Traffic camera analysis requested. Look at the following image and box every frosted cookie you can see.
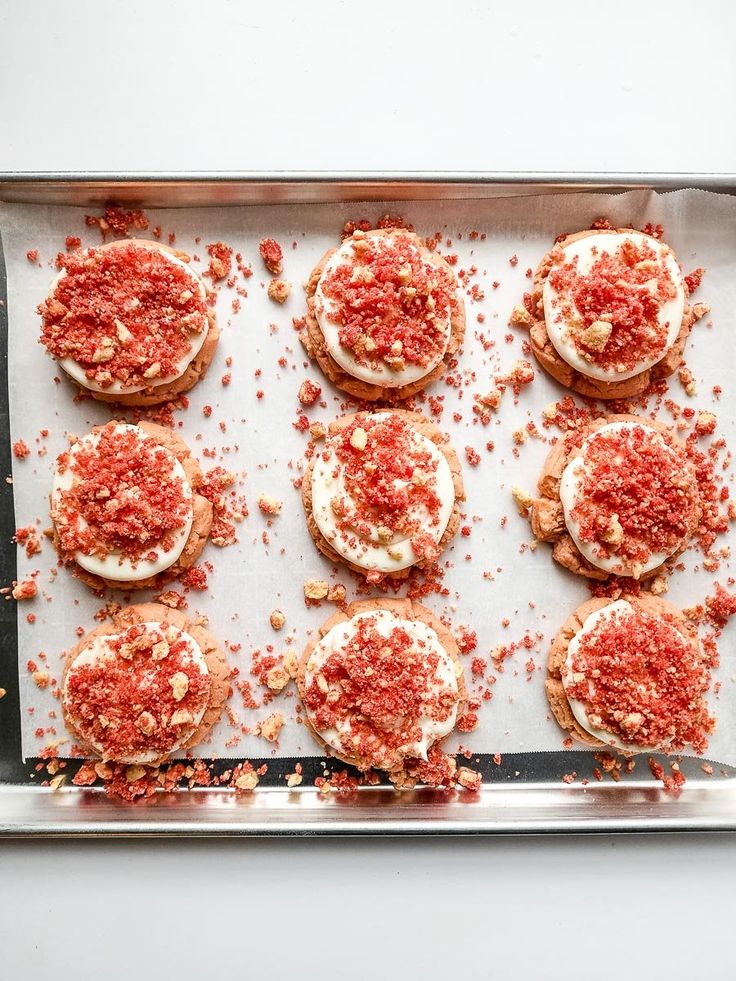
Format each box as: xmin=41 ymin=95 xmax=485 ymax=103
xmin=546 ymin=594 xmax=713 ymax=754
xmin=298 ymin=598 xmax=466 ymax=785
xmin=526 ymin=414 xmax=700 ymax=580
xmin=302 ymin=228 xmax=465 ymax=400
xmin=62 ymin=603 xmax=230 ymax=765
xmin=302 ymin=410 xmax=464 ymax=578
xmin=39 ymin=239 xmax=219 ymax=405
xmin=521 ymin=229 xmax=697 ymax=398
xmin=50 ymin=421 xmax=213 ymax=591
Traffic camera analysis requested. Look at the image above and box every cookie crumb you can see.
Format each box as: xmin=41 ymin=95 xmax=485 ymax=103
xmin=695 ymin=411 xmax=717 ymax=436
xmin=234 ymin=770 xmax=259 ymax=791
xmin=12 ymin=579 xmax=37 ymax=600
xmin=267 ymin=279 xmax=291 ymax=304
xmin=691 ymin=301 xmax=710 ymax=321
xmin=509 ymin=360 xmax=535 ymax=386
xmin=649 ymin=575 xmax=669 ymax=596
xmin=327 ymin=583 xmax=347 ymax=603
xmin=12 ymin=440 xmax=31 ymax=459
xmin=266 ymin=665 xmax=291 ymax=692
xmin=206 ymin=242 xmax=233 ymax=281
xmin=677 ymin=366 xmax=697 ymax=396
xmin=283 ymin=649 xmax=299 ymax=679
xmin=269 ymin=609 xmax=286 ymax=630
xmin=511 ymin=487 xmax=533 ymax=515
xmin=259 ymin=238 xmax=283 ymax=275
xmin=455 ymin=767 xmax=482 ymax=791
xmin=473 ymin=389 xmax=502 ymax=423
xmin=298 ymin=379 xmax=322 ymax=405
xmin=304 ymin=579 xmax=329 ymax=601
xmin=259 ymin=712 xmax=285 ymax=742
xmin=509 ymin=303 xmax=534 ymax=328
xmin=258 ymin=493 xmax=282 ymax=516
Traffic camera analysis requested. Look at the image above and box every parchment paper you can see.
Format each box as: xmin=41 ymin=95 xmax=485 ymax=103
xmin=1 ymin=188 xmax=734 ymax=768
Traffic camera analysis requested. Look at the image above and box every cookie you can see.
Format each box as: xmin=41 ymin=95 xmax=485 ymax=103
xmin=526 ymin=413 xmax=700 ymax=580
xmin=302 ymin=227 xmax=465 ymax=401
xmin=302 ymin=409 xmax=464 ymax=579
xmin=50 ymin=420 xmax=213 ymax=591
xmin=39 ymin=238 xmax=219 ymax=406
xmin=546 ymin=594 xmax=713 ymax=754
xmin=517 ymin=228 xmax=702 ymax=399
xmin=61 ymin=602 xmax=230 ymax=765
xmin=297 ymin=598 xmax=467 ymax=786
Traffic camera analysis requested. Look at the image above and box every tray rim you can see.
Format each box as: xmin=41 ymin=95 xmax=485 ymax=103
xmin=5 ymin=779 xmax=736 ymax=837
xmin=1 ymin=171 xmax=735 ymax=207
xmin=1 ymin=171 xmax=735 ymax=837
xmin=1 ymin=169 xmax=735 ymax=182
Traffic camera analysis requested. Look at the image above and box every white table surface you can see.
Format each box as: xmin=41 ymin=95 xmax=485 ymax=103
xmin=1 ymin=2 xmax=735 ymax=978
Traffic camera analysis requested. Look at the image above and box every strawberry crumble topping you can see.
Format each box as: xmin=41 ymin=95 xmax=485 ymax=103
xmin=259 ymin=238 xmax=283 ymax=275
xmin=53 ymin=425 xmax=192 ymax=566
xmin=64 ymin=622 xmax=210 ymax=762
xmin=39 ymin=243 xmax=208 ymax=391
xmin=85 ymin=205 xmax=149 ymax=238
xmin=12 ymin=439 xmax=31 ymax=459
xmin=304 ymin=613 xmax=459 ymax=773
xmin=198 ymin=467 xmax=242 ymax=547
xmin=319 ymin=414 xmax=446 ymax=564
xmin=565 ymin=604 xmax=713 ymax=753
xmin=705 ymin=582 xmax=736 ymax=629
xmin=569 ymin=425 xmax=698 ymax=570
xmin=548 ymin=237 xmax=681 ymax=372
xmin=318 ymin=231 xmax=455 ymax=372
xmin=206 ymin=242 xmax=233 ymax=281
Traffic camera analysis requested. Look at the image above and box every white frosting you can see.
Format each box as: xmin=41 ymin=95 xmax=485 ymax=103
xmin=310 ymin=413 xmax=455 ymax=573
xmin=314 ymin=231 xmax=453 ymax=387
xmin=304 ymin=609 xmax=460 ymax=763
xmin=563 ymin=600 xmax=689 ymax=754
xmin=543 ymin=232 xmax=685 ymax=382
xmin=560 ymin=421 xmax=683 ymax=578
xmin=50 ymin=244 xmax=209 ymax=395
xmin=62 ymin=621 xmax=208 ymax=764
xmin=51 ymin=423 xmax=193 ymax=582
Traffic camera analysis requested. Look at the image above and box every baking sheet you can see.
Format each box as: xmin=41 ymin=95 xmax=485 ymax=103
xmin=1 ymin=187 xmax=734 ymax=776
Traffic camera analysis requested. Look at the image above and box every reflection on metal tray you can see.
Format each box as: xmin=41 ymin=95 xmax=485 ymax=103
xmin=1 ymin=173 xmax=735 ymax=837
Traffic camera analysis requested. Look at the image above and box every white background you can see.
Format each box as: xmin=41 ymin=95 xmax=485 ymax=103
xmin=1 ymin=1 xmax=735 ymax=978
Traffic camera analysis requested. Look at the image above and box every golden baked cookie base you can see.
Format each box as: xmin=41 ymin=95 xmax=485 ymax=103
xmin=302 ymin=229 xmax=465 ymax=401
xmin=61 ymin=602 xmax=231 ymax=765
xmin=51 ymin=420 xmax=213 ymax=592
xmin=529 ymin=413 xmax=700 ymax=581
xmin=59 ymin=240 xmax=220 ymax=407
xmin=528 ymin=228 xmax=694 ymax=400
xmin=545 ymin=593 xmax=699 ymax=750
xmin=297 ymin=597 xmax=467 ymax=787
xmin=301 ymin=409 xmax=464 ymax=579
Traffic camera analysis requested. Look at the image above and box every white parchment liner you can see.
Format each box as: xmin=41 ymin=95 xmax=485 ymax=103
xmin=1 ymin=188 xmax=734 ymax=768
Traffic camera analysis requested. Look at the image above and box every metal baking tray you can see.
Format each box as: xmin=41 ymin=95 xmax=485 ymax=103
xmin=1 ymin=171 xmax=735 ymax=837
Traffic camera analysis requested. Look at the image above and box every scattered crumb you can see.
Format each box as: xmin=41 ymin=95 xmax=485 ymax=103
xmin=304 ymin=579 xmax=329 ymax=601
xmin=12 ymin=579 xmax=37 ymax=601
xmin=259 ymin=238 xmax=283 ymax=275
xmin=259 ymin=712 xmax=285 ymax=743
xmin=269 ymin=609 xmax=286 ymax=631
xmin=267 ymin=279 xmax=291 ymax=304
xmin=258 ymin=493 xmax=282 ymax=516
xmin=298 ymin=379 xmax=322 ymax=406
